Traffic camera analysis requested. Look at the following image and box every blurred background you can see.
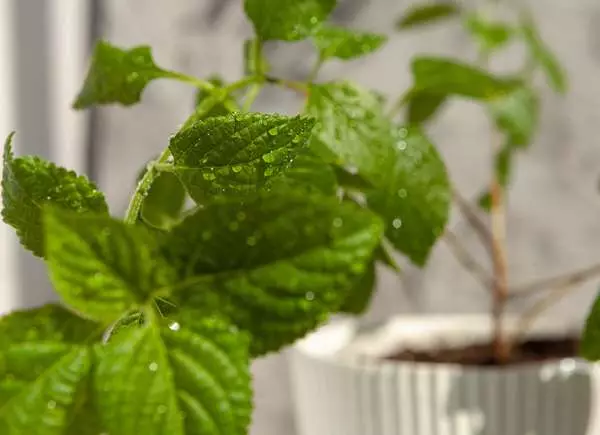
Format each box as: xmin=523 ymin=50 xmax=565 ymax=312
xmin=1 ymin=0 xmax=600 ymax=434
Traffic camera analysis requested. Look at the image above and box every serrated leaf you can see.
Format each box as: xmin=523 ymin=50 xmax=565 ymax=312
xmin=165 ymin=190 xmax=383 ymax=355
xmin=0 ymin=304 xmax=101 ymax=435
xmin=396 ymin=2 xmax=459 ymax=30
xmin=340 ymin=259 xmax=376 ymax=315
xmin=273 ymin=149 xmax=337 ymax=195
xmin=141 ymin=172 xmax=187 ymax=230
xmin=94 ymin=312 xmax=251 ymax=435
xmin=306 ymin=82 xmax=450 ymax=264
xmin=411 ymin=57 xmax=520 ymax=100
xmin=244 ymin=0 xmax=336 ymax=41
xmin=312 ymin=25 xmax=387 ymax=60
xmin=464 ymin=13 xmax=513 ymax=54
xmin=489 ymin=85 xmax=539 ymax=148
xmin=582 ymin=289 xmax=600 ymax=361
xmin=44 ymin=208 xmax=177 ymax=323
xmin=521 ymin=18 xmax=567 ymax=94
xmin=366 ymin=126 xmax=450 ymax=266
xmin=406 ymin=91 xmax=447 ymax=124
xmin=170 ymin=113 xmax=316 ymax=203
xmin=73 ymin=41 xmax=175 ymax=109
xmin=1 ymin=133 xmax=108 ymax=257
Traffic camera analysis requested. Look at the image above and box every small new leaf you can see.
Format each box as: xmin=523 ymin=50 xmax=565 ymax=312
xmin=411 ymin=57 xmax=520 ymax=100
xmin=170 ymin=113 xmax=316 ymax=203
xmin=244 ymin=0 xmax=336 ymax=41
xmin=0 ymin=304 xmax=101 ymax=435
xmin=312 ymin=25 xmax=387 ymax=60
xmin=44 ymin=208 xmax=177 ymax=323
xmin=95 ymin=313 xmax=251 ymax=435
xmin=396 ymin=2 xmax=459 ymax=30
xmin=73 ymin=41 xmax=174 ymax=109
xmin=1 ymin=133 xmax=108 ymax=257
xmin=141 ymin=172 xmax=187 ymax=230
xmin=191 ymin=76 xmax=237 ymax=125
xmin=581 ymin=289 xmax=600 ymax=361
xmin=165 ymin=189 xmax=383 ymax=355
xmin=464 ymin=13 xmax=513 ymax=54
xmin=521 ymin=18 xmax=567 ymax=94
xmin=489 ymin=85 xmax=539 ymax=148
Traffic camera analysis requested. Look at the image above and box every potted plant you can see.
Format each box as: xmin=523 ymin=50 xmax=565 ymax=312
xmin=289 ymin=1 xmax=600 ymax=435
xmin=0 ymin=0 xmax=445 ymax=433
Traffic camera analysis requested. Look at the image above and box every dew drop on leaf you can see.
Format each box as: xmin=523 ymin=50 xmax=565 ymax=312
xmin=148 ymin=362 xmax=158 ymax=372
xmin=232 ymin=165 xmax=242 ymax=173
xmin=47 ymin=400 xmax=56 ymax=410
xmin=262 ymin=153 xmax=275 ymax=163
xmin=268 ymin=127 xmax=278 ymax=136
xmin=397 ymin=188 xmax=407 ymax=198
xmin=264 ymin=168 xmax=274 ymax=177
xmin=392 ymin=218 xmax=403 ymax=229
xmin=398 ymin=127 xmax=408 ymax=138
xmin=202 ymin=231 xmax=212 ymax=241
xmin=332 ymin=217 xmax=343 ymax=228
xmin=246 ymin=236 xmax=257 ymax=246
xmin=397 ymin=141 xmax=407 ymax=151
xmin=229 ymin=221 xmax=239 ymax=231
xmin=126 ymin=72 xmax=139 ymax=83
xmin=202 ymin=171 xmax=216 ymax=181
xmin=292 ymin=135 xmax=301 ymax=144
xmin=305 ymin=291 xmax=315 ymax=301
xmin=157 ymin=405 xmax=167 ymax=414
xmin=168 ymin=322 xmax=180 ymax=331
xmin=236 ymin=211 xmax=246 ymax=221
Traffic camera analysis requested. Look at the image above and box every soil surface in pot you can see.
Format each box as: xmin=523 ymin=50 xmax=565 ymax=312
xmin=385 ymin=338 xmax=580 ymax=366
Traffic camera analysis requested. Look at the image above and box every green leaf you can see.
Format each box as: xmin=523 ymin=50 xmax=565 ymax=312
xmin=411 ymin=57 xmax=520 ymax=100
xmin=334 ymin=166 xmax=372 ymax=191
xmin=165 ymin=190 xmax=383 ymax=355
xmin=0 ymin=304 xmax=101 ymax=435
xmin=95 ymin=312 xmax=251 ymax=435
xmin=406 ymin=91 xmax=447 ymax=124
xmin=375 ymin=242 xmax=401 ymax=272
xmin=273 ymin=149 xmax=337 ymax=195
xmin=366 ymin=126 xmax=450 ymax=266
xmin=1 ymin=133 xmax=108 ymax=257
xmin=141 ymin=172 xmax=187 ymax=230
xmin=191 ymin=76 xmax=237 ymax=124
xmin=170 ymin=113 xmax=316 ymax=203
xmin=306 ymin=83 xmax=450 ymax=264
xmin=44 ymin=207 xmax=177 ymax=323
xmin=464 ymin=13 xmax=513 ymax=54
xmin=396 ymin=2 xmax=459 ymax=30
xmin=489 ymin=86 xmax=539 ymax=148
xmin=244 ymin=0 xmax=336 ymax=41
xmin=340 ymin=259 xmax=376 ymax=315
xmin=582 ymin=289 xmax=600 ymax=360
xmin=521 ymin=18 xmax=567 ymax=94
xmin=73 ymin=41 xmax=175 ymax=109
xmin=243 ymin=39 xmax=269 ymax=76
xmin=312 ymin=25 xmax=387 ymax=60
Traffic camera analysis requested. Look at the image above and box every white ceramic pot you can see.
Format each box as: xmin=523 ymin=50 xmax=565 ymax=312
xmin=290 ymin=316 xmax=600 ymax=435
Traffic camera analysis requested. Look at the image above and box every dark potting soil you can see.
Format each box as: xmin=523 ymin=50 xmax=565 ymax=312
xmin=385 ymin=338 xmax=580 ymax=366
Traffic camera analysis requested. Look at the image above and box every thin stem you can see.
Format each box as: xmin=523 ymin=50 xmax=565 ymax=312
xmin=509 ymin=263 xmax=600 ymax=301
xmin=165 ymin=71 xmax=216 ymax=91
xmin=265 ymin=76 xmax=308 ymax=96
xmin=444 ymin=230 xmax=494 ymax=290
xmin=242 ymin=82 xmax=263 ymax=112
xmin=388 ymin=91 xmax=410 ymax=118
xmin=490 ymin=126 xmax=510 ymax=363
xmin=308 ymin=57 xmax=324 ymax=83
xmin=225 ymin=75 xmax=259 ymax=93
xmin=124 ymin=147 xmax=171 ymax=224
xmin=452 ymin=188 xmax=494 ymax=257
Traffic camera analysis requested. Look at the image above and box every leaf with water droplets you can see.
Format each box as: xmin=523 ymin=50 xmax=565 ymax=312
xmin=165 ymin=189 xmax=383 ymax=355
xmin=73 ymin=41 xmax=176 ymax=109
xmin=396 ymin=2 xmax=460 ymax=30
xmin=272 ymin=149 xmax=337 ymax=195
xmin=170 ymin=113 xmax=316 ymax=203
xmin=0 ymin=304 xmax=102 ymax=434
xmin=306 ymin=83 xmax=450 ymax=265
xmin=244 ymin=0 xmax=336 ymax=41
xmin=94 ymin=311 xmax=251 ymax=435
xmin=339 ymin=259 xmax=376 ymax=315
xmin=1 ymin=133 xmax=108 ymax=257
xmin=44 ymin=207 xmax=177 ymax=323
xmin=312 ymin=25 xmax=387 ymax=60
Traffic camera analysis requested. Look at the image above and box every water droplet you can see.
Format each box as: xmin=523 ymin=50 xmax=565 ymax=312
xmin=262 ymin=153 xmax=275 ymax=163
xmin=292 ymin=135 xmax=301 ymax=144
xmin=232 ymin=165 xmax=242 ymax=173
xmin=166 ymin=155 xmax=174 ymax=163
xmin=264 ymin=168 xmax=274 ymax=177
xmin=392 ymin=218 xmax=403 ymax=229
xmin=202 ymin=231 xmax=212 ymax=241
xmin=201 ymin=157 xmax=209 ymax=164
xmin=332 ymin=217 xmax=343 ymax=228
xmin=229 ymin=221 xmax=239 ymax=231
xmin=126 ymin=72 xmax=139 ymax=83
xmin=157 ymin=405 xmax=167 ymax=414
xmin=47 ymin=400 xmax=56 ymax=409
xmin=305 ymin=292 xmax=315 ymax=301
xmin=202 ymin=172 xmax=216 ymax=181
xmin=268 ymin=127 xmax=278 ymax=136
xmin=397 ymin=189 xmax=407 ymax=198
xmin=169 ymin=322 xmax=180 ymax=331
xmin=310 ymin=16 xmax=319 ymax=24
xmin=397 ymin=141 xmax=407 ymax=151
xmin=148 ymin=362 xmax=158 ymax=372
xmin=246 ymin=236 xmax=257 ymax=246
xmin=398 ymin=127 xmax=408 ymax=138
xmin=236 ymin=211 xmax=246 ymax=221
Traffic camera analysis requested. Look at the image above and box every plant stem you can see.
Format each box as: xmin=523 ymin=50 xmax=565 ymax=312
xmin=242 ymin=82 xmax=263 ymax=112
xmin=452 ymin=188 xmax=494 ymax=257
xmin=265 ymin=76 xmax=308 ymax=96
xmin=308 ymin=57 xmax=324 ymax=83
xmin=489 ymin=127 xmax=510 ymax=363
xmin=124 ymin=147 xmax=171 ymax=224
xmin=165 ymin=71 xmax=216 ymax=91
xmin=444 ymin=230 xmax=495 ymax=289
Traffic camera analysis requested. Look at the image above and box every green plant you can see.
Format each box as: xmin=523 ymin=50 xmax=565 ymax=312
xmin=0 ymin=0 xmax=591 ymax=432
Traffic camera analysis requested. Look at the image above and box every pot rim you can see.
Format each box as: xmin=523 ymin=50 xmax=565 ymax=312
xmin=293 ymin=314 xmax=591 ymax=373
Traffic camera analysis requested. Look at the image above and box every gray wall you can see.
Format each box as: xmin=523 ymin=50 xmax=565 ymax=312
xmin=96 ymin=1 xmax=600 ymax=433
